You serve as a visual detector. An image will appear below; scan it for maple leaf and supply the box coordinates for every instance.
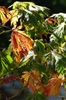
[10,10,18,27]
[43,77,63,97]
[29,70,45,93]
[22,70,44,93]
[21,71,30,86]
[11,31,34,62]
[0,6,11,24]
[28,76,36,93]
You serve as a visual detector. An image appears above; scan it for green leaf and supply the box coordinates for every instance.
[27,91,46,100]
[54,22,66,39]
[9,1,35,10]
[36,91,46,100]
[51,13,66,24]
[33,61,46,73]
[18,58,30,68]
[0,50,14,76]
[0,57,8,77]
[52,51,66,74]
[6,55,13,64]
[50,22,66,44]
[34,40,45,54]
[30,5,50,17]
[27,94,34,100]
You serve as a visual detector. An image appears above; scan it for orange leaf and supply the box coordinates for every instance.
[43,77,63,97]
[0,6,11,24]
[11,31,34,62]
[29,70,45,93]
[22,71,30,86]
[21,70,45,93]
[28,70,41,93]
[28,76,36,93]
[30,70,41,82]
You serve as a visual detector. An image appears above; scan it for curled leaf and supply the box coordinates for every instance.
[11,31,34,62]
[45,18,57,24]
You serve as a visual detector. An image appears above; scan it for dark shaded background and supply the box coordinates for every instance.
[0,0,66,13]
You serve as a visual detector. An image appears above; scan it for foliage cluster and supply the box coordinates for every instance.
[0,0,66,13]
[0,1,66,100]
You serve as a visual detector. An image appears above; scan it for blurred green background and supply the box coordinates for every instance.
[0,0,66,13]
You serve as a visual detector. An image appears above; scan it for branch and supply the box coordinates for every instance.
[0,90,9,100]
[9,87,24,100]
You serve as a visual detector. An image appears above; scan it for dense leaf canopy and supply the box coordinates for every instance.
[0,1,66,100]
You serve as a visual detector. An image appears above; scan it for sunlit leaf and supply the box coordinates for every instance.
[22,70,44,93]
[43,77,63,96]
[51,13,66,24]
[21,71,30,86]
[11,31,34,63]
[9,1,35,10]
[9,1,51,39]
[0,50,13,77]
[54,22,66,39]
[51,51,66,74]
[50,13,66,44]
[0,57,9,77]
[19,50,36,68]
[10,10,18,26]
[0,6,11,24]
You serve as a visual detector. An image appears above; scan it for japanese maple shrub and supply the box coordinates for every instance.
[0,1,66,100]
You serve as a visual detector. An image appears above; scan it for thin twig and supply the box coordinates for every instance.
[0,29,12,35]
[0,24,11,29]
[0,90,9,99]
[9,87,24,100]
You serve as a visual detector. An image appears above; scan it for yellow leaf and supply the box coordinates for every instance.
[0,6,11,24]
[22,71,30,86]
[21,70,45,93]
